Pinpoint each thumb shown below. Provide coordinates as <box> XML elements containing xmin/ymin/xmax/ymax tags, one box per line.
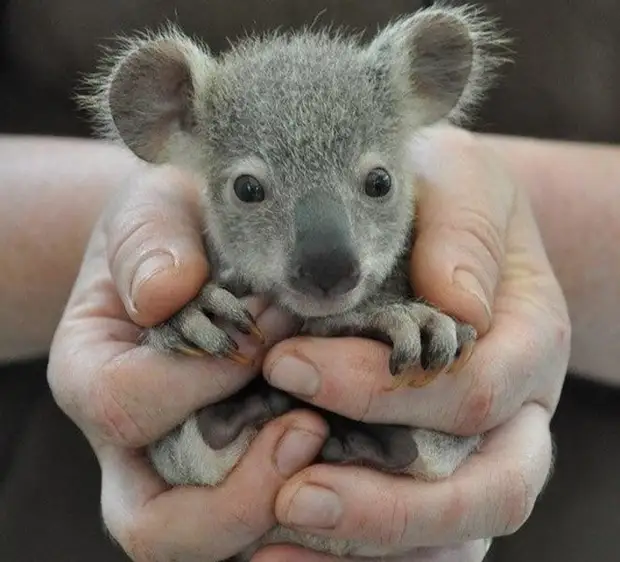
<box><xmin>410</xmin><ymin>127</ymin><xmax>515</xmax><ymax>335</ymax></box>
<box><xmin>99</xmin><ymin>410</ymin><xmax>328</xmax><ymax>562</ymax></box>
<box><xmin>104</xmin><ymin>165</ymin><xmax>209</xmax><ymax>327</ymax></box>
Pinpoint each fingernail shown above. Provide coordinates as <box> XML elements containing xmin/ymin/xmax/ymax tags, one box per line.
<box><xmin>268</xmin><ymin>355</ymin><xmax>320</xmax><ymax>397</ymax></box>
<box><xmin>285</xmin><ymin>485</ymin><xmax>342</xmax><ymax>529</ymax></box>
<box><xmin>130</xmin><ymin>252</ymin><xmax>175</xmax><ymax>311</ymax></box>
<box><xmin>453</xmin><ymin>269</ymin><xmax>491</xmax><ymax>321</ymax></box>
<box><xmin>275</xmin><ymin>429</ymin><xmax>324</xmax><ymax>478</ymax></box>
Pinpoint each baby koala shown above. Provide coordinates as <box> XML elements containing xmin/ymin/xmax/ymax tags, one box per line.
<box><xmin>81</xmin><ymin>3</ymin><xmax>506</xmax><ymax>559</ymax></box>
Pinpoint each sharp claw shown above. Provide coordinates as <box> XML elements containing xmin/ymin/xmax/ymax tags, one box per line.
<box><xmin>248</xmin><ymin>323</ymin><xmax>266</xmax><ymax>344</ymax></box>
<box><xmin>406</xmin><ymin>370</ymin><xmax>442</xmax><ymax>388</ymax></box>
<box><xmin>241</xmin><ymin>310</ymin><xmax>266</xmax><ymax>343</ymax></box>
<box><xmin>227</xmin><ymin>350</ymin><xmax>254</xmax><ymax>366</ymax></box>
<box><xmin>383</xmin><ymin>337</ymin><xmax>476</xmax><ymax>392</ymax></box>
<box><xmin>383</xmin><ymin>374</ymin><xmax>411</xmax><ymax>392</ymax></box>
<box><xmin>383</xmin><ymin>368</ymin><xmax>447</xmax><ymax>392</ymax></box>
<box><xmin>448</xmin><ymin>340</ymin><xmax>475</xmax><ymax>375</ymax></box>
<box><xmin>176</xmin><ymin>345</ymin><xmax>207</xmax><ymax>358</ymax></box>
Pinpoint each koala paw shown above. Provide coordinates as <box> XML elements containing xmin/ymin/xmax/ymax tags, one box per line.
<box><xmin>196</xmin><ymin>377</ymin><xmax>296</xmax><ymax>450</ymax></box>
<box><xmin>142</xmin><ymin>283</ymin><xmax>264</xmax><ymax>364</ymax></box>
<box><xmin>149</xmin><ymin>378</ymin><xmax>297</xmax><ymax>487</ymax></box>
<box><xmin>319</xmin><ymin>412</ymin><xmax>419</xmax><ymax>472</ymax></box>
<box><xmin>318</xmin><ymin>413</ymin><xmax>480</xmax><ymax>480</ymax></box>
<box><xmin>318</xmin><ymin>410</ymin><xmax>481</xmax><ymax>480</ymax></box>
<box><xmin>305</xmin><ymin>301</ymin><xmax>476</xmax><ymax>389</ymax></box>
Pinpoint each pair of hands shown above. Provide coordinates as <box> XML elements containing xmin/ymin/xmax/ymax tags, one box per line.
<box><xmin>47</xmin><ymin>126</ymin><xmax>570</xmax><ymax>562</ymax></box>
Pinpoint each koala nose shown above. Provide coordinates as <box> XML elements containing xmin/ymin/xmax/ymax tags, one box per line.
<box><xmin>291</xmin><ymin>193</ymin><xmax>361</xmax><ymax>298</ymax></box>
<box><xmin>291</xmin><ymin>249</ymin><xmax>361</xmax><ymax>298</ymax></box>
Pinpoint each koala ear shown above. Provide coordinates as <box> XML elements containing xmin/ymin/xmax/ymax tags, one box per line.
<box><xmin>365</xmin><ymin>5</ymin><xmax>507</xmax><ymax>126</ymax></box>
<box><xmin>80</xmin><ymin>27</ymin><xmax>213</xmax><ymax>163</ymax></box>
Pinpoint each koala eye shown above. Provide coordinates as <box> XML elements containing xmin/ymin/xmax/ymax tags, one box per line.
<box><xmin>364</xmin><ymin>168</ymin><xmax>392</xmax><ymax>198</ymax></box>
<box><xmin>233</xmin><ymin>175</ymin><xmax>265</xmax><ymax>203</ymax></box>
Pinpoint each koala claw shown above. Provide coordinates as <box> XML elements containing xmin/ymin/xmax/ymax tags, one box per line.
<box><xmin>245</xmin><ymin>319</ymin><xmax>266</xmax><ymax>344</ymax></box>
<box><xmin>227</xmin><ymin>350</ymin><xmax>255</xmax><ymax>366</ymax></box>
<box><xmin>307</xmin><ymin>301</ymin><xmax>476</xmax><ymax>392</ymax></box>
<box><xmin>143</xmin><ymin>282</ymin><xmax>261</xmax><ymax>362</ymax></box>
<box><xmin>448</xmin><ymin>336</ymin><xmax>476</xmax><ymax>375</ymax></box>
<box><xmin>176</xmin><ymin>344</ymin><xmax>208</xmax><ymax>358</ymax></box>
<box><xmin>385</xmin><ymin>369</ymin><xmax>443</xmax><ymax>392</ymax></box>
<box><xmin>386</xmin><ymin>307</ymin><xmax>476</xmax><ymax>377</ymax></box>
<box><xmin>385</xmin><ymin>328</ymin><xmax>476</xmax><ymax>391</ymax></box>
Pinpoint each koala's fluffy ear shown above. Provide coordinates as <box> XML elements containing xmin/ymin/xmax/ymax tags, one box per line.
<box><xmin>80</xmin><ymin>27</ymin><xmax>212</xmax><ymax>163</ymax></box>
<box><xmin>365</xmin><ymin>4</ymin><xmax>507</xmax><ymax>126</ymax></box>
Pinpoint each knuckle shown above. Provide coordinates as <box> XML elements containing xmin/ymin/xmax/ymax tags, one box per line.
<box><xmin>116</xmin><ymin>522</ymin><xmax>159</xmax><ymax>562</ymax></box>
<box><xmin>358</xmin><ymin>494</ymin><xmax>409</xmax><ymax>548</ymax></box>
<box><xmin>47</xmin><ymin>341</ymin><xmax>103</xmax><ymax>434</ymax></box>
<box><xmin>498</xmin><ymin>468</ymin><xmax>537</xmax><ymax>535</ymax></box>
<box><xmin>88</xmin><ymin>362</ymin><xmax>151</xmax><ymax>447</ymax></box>
<box><xmin>223</xmin><ymin>502</ymin><xmax>256</xmax><ymax>536</ymax></box>
<box><xmin>456</xmin><ymin>378</ymin><xmax>496</xmax><ymax>434</ymax></box>
<box><xmin>318</xmin><ymin>350</ymin><xmax>377</xmax><ymax>422</ymax></box>
<box><xmin>46</xmin><ymin>352</ymin><xmax>79</xmax><ymax>420</ymax></box>
<box><xmin>439</xmin><ymin>481</ymin><xmax>469</xmax><ymax>530</ymax></box>
<box><xmin>378</xmin><ymin>494</ymin><xmax>409</xmax><ymax>548</ymax></box>
<box><xmin>551</xmin><ymin>308</ymin><xmax>572</xmax><ymax>356</ymax></box>
<box><xmin>102</xmin><ymin>507</ymin><xmax>157</xmax><ymax>562</ymax></box>
<box><xmin>455</xmin><ymin>205</ymin><xmax>505</xmax><ymax>269</ymax></box>
<box><xmin>107</xmin><ymin>215</ymin><xmax>158</xmax><ymax>275</ymax></box>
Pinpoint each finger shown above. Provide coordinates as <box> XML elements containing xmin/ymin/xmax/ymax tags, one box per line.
<box><xmin>99</xmin><ymin>410</ymin><xmax>328</xmax><ymax>562</ymax></box>
<box><xmin>409</xmin><ymin>125</ymin><xmax>515</xmax><ymax>335</ymax></box>
<box><xmin>104</xmin><ymin>165</ymin><xmax>209</xmax><ymax>327</ymax></box>
<box><xmin>262</xmin><ymin>301</ymin><xmax>561</xmax><ymax>435</ymax></box>
<box><xmin>51</xmin><ymin>296</ymin><xmax>298</xmax><ymax>449</ymax></box>
<box><xmin>275</xmin><ymin>404</ymin><xmax>552</xmax><ymax>549</ymax></box>
<box><xmin>252</xmin><ymin>541</ymin><xmax>490</xmax><ymax>562</ymax></box>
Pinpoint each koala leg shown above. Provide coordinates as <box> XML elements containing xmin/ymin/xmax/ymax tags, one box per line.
<box><xmin>304</xmin><ymin>300</ymin><xmax>477</xmax><ymax>389</ymax></box>
<box><xmin>404</xmin><ymin>428</ymin><xmax>482</xmax><ymax>480</ymax></box>
<box><xmin>148</xmin><ymin>415</ymin><xmax>254</xmax><ymax>487</ymax></box>
<box><xmin>142</xmin><ymin>282</ymin><xmax>263</xmax><ymax>364</ymax></box>
<box><xmin>319</xmin><ymin>411</ymin><xmax>419</xmax><ymax>472</ymax></box>
<box><xmin>319</xmin><ymin>411</ymin><xmax>481</xmax><ymax>480</ymax></box>
<box><xmin>148</xmin><ymin>378</ymin><xmax>296</xmax><ymax>486</ymax></box>
<box><xmin>195</xmin><ymin>377</ymin><xmax>296</xmax><ymax>450</ymax></box>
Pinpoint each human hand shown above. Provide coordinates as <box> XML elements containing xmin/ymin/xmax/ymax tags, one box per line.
<box><xmin>47</xmin><ymin>165</ymin><xmax>328</xmax><ymax>562</ymax></box>
<box><xmin>258</xmin><ymin>125</ymin><xmax>571</xmax><ymax>561</ymax></box>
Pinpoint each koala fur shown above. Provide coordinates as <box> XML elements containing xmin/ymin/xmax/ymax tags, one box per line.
<box><xmin>79</xmin><ymin>3</ymin><xmax>508</xmax><ymax>559</ymax></box>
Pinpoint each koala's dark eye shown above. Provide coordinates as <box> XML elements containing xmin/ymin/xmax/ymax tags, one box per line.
<box><xmin>233</xmin><ymin>175</ymin><xmax>265</xmax><ymax>203</ymax></box>
<box><xmin>364</xmin><ymin>168</ymin><xmax>392</xmax><ymax>198</ymax></box>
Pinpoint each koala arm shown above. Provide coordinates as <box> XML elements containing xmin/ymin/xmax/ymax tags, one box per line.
<box><xmin>480</xmin><ymin>134</ymin><xmax>620</xmax><ymax>386</ymax></box>
<box><xmin>0</xmin><ymin>135</ymin><xmax>138</xmax><ymax>362</ymax></box>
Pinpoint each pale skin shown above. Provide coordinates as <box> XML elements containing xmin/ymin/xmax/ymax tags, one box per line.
<box><xmin>1</xmin><ymin>127</ymin><xmax>617</xmax><ymax>561</ymax></box>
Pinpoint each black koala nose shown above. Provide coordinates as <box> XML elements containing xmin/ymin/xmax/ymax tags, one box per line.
<box><xmin>290</xmin><ymin>249</ymin><xmax>361</xmax><ymax>298</ymax></box>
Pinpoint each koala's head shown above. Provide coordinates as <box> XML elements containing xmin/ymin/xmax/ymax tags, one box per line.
<box><xmin>82</xmin><ymin>5</ymin><xmax>505</xmax><ymax>317</ymax></box>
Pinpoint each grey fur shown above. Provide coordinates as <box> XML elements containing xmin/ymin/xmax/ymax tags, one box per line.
<box><xmin>79</xmin><ymin>3</ymin><xmax>508</xmax><ymax>559</ymax></box>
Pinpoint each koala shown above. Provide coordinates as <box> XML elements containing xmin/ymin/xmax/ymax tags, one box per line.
<box><xmin>80</xmin><ymin>3</ymin><xmax>507</xmax><ymax>559</ymax></box>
